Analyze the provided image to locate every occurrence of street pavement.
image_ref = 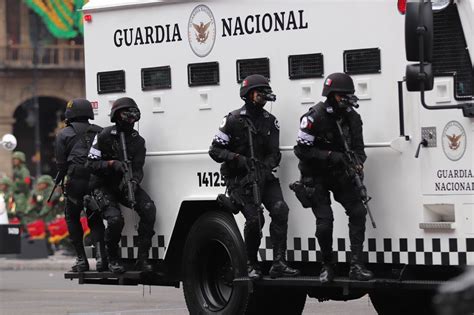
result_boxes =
[0,252,377,314]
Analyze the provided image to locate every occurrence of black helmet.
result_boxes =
[65,98,94,120]
[322,73,355,97]
[110,97,139,122]
[240,74,272,99]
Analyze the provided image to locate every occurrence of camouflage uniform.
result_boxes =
[27,175,64,224]
[11,151,31,215]
[0,176,15,215]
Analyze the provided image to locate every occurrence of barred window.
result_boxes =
[343,48,381,75]
[188,62,219,87]
[141,66,171,91]
[97,70,125,94]
[288,53,324,79]
[236,58,270,83]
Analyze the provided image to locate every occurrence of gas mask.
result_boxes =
[116,107,141,130]
[254,88,277,107]
[336,94,359,110]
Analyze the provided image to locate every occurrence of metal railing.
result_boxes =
[0,44,84,69]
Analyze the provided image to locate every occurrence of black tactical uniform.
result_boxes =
[55,98,106,272]
[87,97,156,273]
[209,74,299,279]
[294,73,373,282]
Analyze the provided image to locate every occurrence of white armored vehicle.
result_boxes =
[67,0,474,314]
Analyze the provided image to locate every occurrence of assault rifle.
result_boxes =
[47,171,65,202]
[335,119,376,228]
[119,132,136,210]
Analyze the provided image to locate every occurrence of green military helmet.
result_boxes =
[12,151,26,163]
[36,175,54,187]
[0,176,12,187]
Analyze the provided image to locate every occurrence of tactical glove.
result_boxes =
[108,160,126,174]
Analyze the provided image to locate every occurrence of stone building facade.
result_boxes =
[0,0,85,177]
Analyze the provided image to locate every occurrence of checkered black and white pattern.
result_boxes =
[119,234,166,259]
[259,237,474,266]
[296,130,314,146]
[213,130,230,146]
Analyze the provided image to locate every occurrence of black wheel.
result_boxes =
[370,290,435,315]
[246,287,307,315]
[183,211,249,315]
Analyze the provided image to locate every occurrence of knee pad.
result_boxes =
[143,202,156,221]
[107,216,124,231]
[271,201,289,222]
[348,203,367,220]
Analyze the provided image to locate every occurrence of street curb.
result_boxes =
[0,258,96,271]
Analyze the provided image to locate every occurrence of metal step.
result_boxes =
[64,271,179,287]
[233,276,444,291]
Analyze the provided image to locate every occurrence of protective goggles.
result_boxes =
[340,94,359,108]
[256,88,277,102]
[119,107,141,123]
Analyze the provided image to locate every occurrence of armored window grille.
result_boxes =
[236,58,270,83]
[141,66,171,91]
[188,62,219,87]
[343,48,381,75]
[433,4,473,99]
[97,70,125,94]
[288,53,324,79]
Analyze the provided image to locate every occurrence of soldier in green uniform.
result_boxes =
[0,176,15,215]
[11,151,31,216]
[27,175,64,224]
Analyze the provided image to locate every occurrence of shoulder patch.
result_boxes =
[220,117,227,128]
[263,112,270,118]
[274,118,280,130]
[300,117,309,129]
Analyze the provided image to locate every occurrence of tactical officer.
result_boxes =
[209,74,300,280]
[293,73,374,282]
[12,151,31,215]
[87,97,156,274]
[55,98,105,272]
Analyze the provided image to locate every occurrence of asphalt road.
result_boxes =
[0,270,378,315]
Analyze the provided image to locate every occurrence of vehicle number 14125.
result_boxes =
[197,172,225,187]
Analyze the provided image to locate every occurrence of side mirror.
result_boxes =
[406,63,434,91]
[1,134,17,151]
[405,1,433,62]
[405,0,434,91]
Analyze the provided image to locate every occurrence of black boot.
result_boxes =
[95,242,108,272]
[135,247,153,273]
[319,251,334,283]
[71,242,89,272]
[349,247,373,281]
[247,260,262,280]
[269,247,300,278]
[107,245,125,274]
[319,263,335,283]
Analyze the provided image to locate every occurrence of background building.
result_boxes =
[0,0,86,177]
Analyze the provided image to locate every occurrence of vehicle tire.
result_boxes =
[182,211,249,315]
[369,290,435,315]
[246,286,307,315]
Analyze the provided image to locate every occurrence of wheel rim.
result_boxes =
[197,239,235,312]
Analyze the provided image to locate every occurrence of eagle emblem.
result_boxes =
[446,133,462,150]
[193,21,211,44]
